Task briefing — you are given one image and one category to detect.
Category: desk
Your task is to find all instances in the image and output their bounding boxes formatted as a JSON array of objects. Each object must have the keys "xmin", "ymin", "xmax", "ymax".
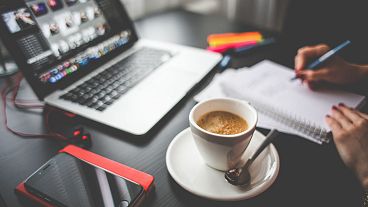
[{"xmin": 0, "ymin": 9, "xmax": 364, "ymax": 207}]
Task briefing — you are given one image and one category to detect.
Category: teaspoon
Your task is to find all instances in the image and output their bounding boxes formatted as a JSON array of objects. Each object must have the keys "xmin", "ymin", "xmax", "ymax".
[{"xmin": 225, "ymin": 129, "xmax": 280, "ymax": 186}]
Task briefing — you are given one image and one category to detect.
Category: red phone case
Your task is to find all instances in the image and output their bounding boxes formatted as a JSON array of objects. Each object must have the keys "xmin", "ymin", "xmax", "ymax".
[{"xmin": 16, "ymin": 145, "xmax": 154, "ymax": 207}]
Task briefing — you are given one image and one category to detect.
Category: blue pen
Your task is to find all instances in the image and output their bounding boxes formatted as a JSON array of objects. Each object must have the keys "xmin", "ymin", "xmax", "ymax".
[{"xmin": 291, "ymin": 40, "xmax": 351, "ymax": 80}]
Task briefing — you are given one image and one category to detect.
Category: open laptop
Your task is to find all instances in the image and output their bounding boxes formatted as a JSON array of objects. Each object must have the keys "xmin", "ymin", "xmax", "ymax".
[{"xmin": 0, "ymin": 0, "xmax": 221, "ymax": 135}]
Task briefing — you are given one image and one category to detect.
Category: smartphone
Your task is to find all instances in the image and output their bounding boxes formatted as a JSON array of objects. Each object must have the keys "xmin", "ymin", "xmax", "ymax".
[{"xmin": 24, "ymin": 153, "xmax": 144, "ymax": 207}]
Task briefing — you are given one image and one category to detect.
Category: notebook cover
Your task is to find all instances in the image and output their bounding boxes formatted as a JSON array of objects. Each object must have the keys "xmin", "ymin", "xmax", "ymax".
[
  {"xmin": 16, "ymin": 145, "xmax": 154, "ymax": 206},
  {"xmin": 59, "ymin": 145, "xmax": 154, "ymax": 191}
]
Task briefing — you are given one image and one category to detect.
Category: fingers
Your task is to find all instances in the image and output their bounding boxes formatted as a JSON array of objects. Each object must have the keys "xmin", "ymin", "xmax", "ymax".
[
  {"xmin": 327, "ymin": 104, "xmax": 368, "ymax": 130},
  {"xmin": 295, "ymin": 44, "xmax": 330, "ymax": 71},
  {"xmin": 337, "ymin": 103, "xmax": 368, "ymax": 120},
  {"xmin": 337, "ymin": 104, "xmax": 364, "ymax": 122},
  {"xmin": 299, "ymin": 68, "xmax": 330, "ymax": 82},
  {"xmin": 325, "ymin": 114, "xmax": 342, "ymax": 132},
  {"xmin": 331, "ymin": 106, "xmax": 353, "ymax": 128}
]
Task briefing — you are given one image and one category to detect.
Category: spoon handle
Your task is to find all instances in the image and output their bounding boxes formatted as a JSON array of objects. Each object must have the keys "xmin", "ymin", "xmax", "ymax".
[{"xmin": 249, "ymin": 129, "xmax": 280, "ymax": 161}]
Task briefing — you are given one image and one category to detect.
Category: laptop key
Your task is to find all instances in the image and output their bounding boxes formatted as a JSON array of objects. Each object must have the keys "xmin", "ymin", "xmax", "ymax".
[
  {"xmin": 112, "ymin": 93, "xmax": 122, "ymax": 100},
  {"xmin": 85, "ymin": 101, "xmax": 95, "ymax": 107},
  {"xmin": 104, "ymin": 73, "xmax": 113, "ymax": 79},
  {"xmin": 101, "ymin": 82, "xmax": 110, "ymax": 88},
  {"xmin": 91, "ymin": 101, "xmax": 104, "ymax": 109},
  {"xmin": 95, "ymin": 85, "xmax": 104, "ymax": 91},
  {"xmin": 69, "ymin": 88, "xmax": 80, "ymax": 94},
  {"xmin": 109, "ymin": 90, "xmax": 118, "ymax": 97},
  {"xmin": 83, "ymin": 87, "xmax": 92, "ymax": 93},
  {"xmin": 96, "ymin": 104, "xmax": 108, "ymax": 111},
  {"xmin": 102, "ymin": 95, "xmax": 112, "ymax": 102},
  {"xmin": 60, "ymin": 93, "xmax": 71, "ymax": 100},
  {"xmin": 97, "ymin": 91, "xmax": 106, "ymax": 99},
  {"xmin": 115, "ymin": 88, "xmax": 126, "ymax": 95},
  {"xmin": 82, "ymin": 94, "xmax": 92, "ymax": 100},
  {"xmin": 77, "ymin": 97, "xmax": 88, "ymax": 105},
  {"xmin": 110, "ymin": 82, "xmax": 118, "ymax": 89},
  {"xmin": 89, "ymin": 89, "xmax": 99, "ymax": 95},
  {"xmin": 106, "ymin": 79, "xmax": 114, "ymax": 86},
  {"xmin": 87, "ymin": 96, "xmax": 99, "ymax": 104},
  {"xmin": 105, "ymin": 86, "xmax": 113, "ymax": 94},
  {"xmin": 98, "ymin": 78, "xmax": 106, "ymax": 84},
  {"xmin": 90, "ymin": 82, "xmax": 99, "ymax": 88},
  {"xmin": 75, "ymin": 91, "xmax": 85, "ymax": 97},
  {"xmin": 104, "ymin": 99, "xmax": 115, "ymax": 105},
  {"xmin": 69, "ymin": 94, "xmax": 78, "ymax": 102}
]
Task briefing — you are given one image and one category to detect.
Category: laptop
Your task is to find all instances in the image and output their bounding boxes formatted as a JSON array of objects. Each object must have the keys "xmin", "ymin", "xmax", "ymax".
[{"xmin": 0, "ymin": 0, "xmax": 221, "ymax": 135}]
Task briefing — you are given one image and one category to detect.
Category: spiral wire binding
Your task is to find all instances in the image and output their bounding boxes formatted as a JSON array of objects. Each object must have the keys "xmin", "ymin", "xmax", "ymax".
[{"xmin": 221, "ymin": 84, "xmax": 330, "ymax": 143}]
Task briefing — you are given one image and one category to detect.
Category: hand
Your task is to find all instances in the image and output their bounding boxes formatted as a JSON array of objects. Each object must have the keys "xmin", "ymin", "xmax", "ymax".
[
  {"xmin": 294, "ymin": 44, "xmax": 365, "ymax": 89},
  {"xmin": 325, "ymin": 104, "xmax": 368, "ymax": 189}
]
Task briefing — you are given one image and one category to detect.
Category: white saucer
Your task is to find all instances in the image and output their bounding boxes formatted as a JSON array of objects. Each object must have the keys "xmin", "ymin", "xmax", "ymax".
[{"xmin": 166, "ymin": 128, "xmax": 280, "ymax": 201}]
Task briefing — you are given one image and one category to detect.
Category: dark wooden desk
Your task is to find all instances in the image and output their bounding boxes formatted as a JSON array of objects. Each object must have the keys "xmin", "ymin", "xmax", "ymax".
[{"xmin": 0, "ymin": 10, "xmax": 364, "ymax": 207}]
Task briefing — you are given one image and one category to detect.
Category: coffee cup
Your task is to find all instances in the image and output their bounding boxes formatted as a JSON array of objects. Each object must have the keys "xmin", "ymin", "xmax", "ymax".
[{"xmin": 189, "ymin": 98, "xmax": 258, "ymax": 171}]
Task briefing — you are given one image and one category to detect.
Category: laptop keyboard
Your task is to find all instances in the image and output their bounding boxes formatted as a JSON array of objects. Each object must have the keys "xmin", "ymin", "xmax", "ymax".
[{"xmin": 59, "ymin": 47, "xmax": 172, "ymax": 111}]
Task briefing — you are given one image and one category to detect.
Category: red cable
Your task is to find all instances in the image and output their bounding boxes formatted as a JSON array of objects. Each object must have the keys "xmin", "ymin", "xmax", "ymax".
[
  {"xmin": 1, "ymin": 75, "xmax": 67, "ymax": 141},
  {"xmin": 11, "ymin": 74, "xmax": 44, "ymax": 109}
]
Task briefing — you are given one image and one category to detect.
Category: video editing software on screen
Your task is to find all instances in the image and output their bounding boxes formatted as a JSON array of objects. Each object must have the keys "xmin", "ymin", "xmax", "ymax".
[{"xmin": 1, "ymin": 0, "xmax": 132, "ymax": 85}]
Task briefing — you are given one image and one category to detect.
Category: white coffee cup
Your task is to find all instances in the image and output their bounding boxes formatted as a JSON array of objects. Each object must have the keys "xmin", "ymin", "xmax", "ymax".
[{"xmin": 189, "ymin": 98, "xmax": 258, "ymax": 171}]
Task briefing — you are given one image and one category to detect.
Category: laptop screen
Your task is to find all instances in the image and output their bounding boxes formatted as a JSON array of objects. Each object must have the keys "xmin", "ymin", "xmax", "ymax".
[{"xmin": 0, "ymin": 0, "xmax": 138, "ymax": 99}]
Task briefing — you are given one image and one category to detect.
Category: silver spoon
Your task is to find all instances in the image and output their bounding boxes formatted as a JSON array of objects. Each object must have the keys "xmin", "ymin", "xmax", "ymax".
[{"xmin": 225, "ymin": 129, "xmax": 280, "ymax": 186}]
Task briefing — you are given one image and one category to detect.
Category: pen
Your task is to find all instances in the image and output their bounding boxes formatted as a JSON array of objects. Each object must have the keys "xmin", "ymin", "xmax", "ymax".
[{"xmin": 291, "ymin": 40, "xmax": 351, "ymax": 80}]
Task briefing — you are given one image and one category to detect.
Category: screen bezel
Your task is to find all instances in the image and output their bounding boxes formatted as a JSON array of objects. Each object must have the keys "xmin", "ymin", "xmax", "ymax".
[
  {"xmin": 24, "ymin": 152, "xmax": 144, "ymax": 207},
  {"xmin": 0, "ymin": 0, "xmax": 139, "ymax": 100}
]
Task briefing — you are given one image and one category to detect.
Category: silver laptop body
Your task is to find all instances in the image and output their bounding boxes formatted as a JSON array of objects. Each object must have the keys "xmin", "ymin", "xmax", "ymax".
[{"xmin": 0, "ymin": 0, "xmax": 221, "ymax": 135}]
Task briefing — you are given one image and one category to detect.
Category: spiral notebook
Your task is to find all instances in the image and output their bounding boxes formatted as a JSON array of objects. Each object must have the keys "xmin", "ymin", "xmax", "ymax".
[{"xmin": 195, "ymin": 60, "xmax": 365, "ymax": 144}]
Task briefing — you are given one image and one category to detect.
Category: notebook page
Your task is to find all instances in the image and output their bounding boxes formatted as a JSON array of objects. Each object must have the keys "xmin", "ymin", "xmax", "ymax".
[
  {"xmin": 222, "ymin": 85, "xmax": 329, "ymax": 144},
  {"xmin": 223, "ymin": 60, "xmax": 365, "ymax": 130}
]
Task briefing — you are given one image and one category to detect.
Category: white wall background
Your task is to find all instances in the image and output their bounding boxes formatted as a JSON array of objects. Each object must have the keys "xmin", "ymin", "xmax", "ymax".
[
  {"xmin": 122, "ymin": 0, "xmax": 192, "ymax": 19},
  {"xmin": 232, "ymin": 0, "xmax": 289, "ymax": 32},
  {"xmin": 121, "ymin": 0, "xmax": 290, "ymax": 32}
]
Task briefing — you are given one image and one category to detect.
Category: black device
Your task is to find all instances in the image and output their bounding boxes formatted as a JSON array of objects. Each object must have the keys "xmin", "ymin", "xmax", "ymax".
[
  {"xmin": 24, "ymin": 153, "xmax": 144, "ymax": 207},
  {"xmin": 46, "ymin": 107, "xmax": 92, "ymax": 148}
]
